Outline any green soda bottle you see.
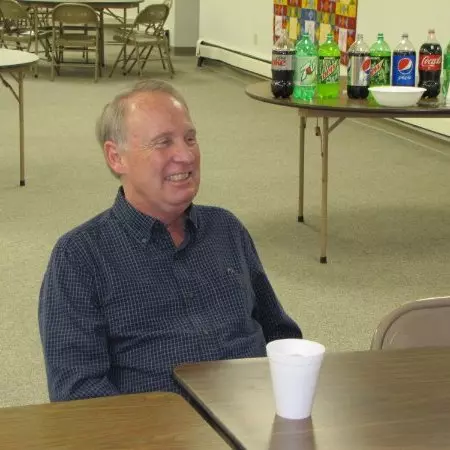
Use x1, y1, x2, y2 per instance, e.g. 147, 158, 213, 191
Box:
293, 33, 318, 101
442, 40, 450, 103
317, 33, 341, 99
370, 33, 391, 87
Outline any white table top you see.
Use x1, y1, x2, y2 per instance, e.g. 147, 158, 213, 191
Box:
0, 49, 39, 71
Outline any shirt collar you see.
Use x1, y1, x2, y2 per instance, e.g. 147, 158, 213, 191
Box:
112, 187, 199, 242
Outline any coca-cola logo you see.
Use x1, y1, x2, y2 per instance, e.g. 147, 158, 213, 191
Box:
421, 55, 442, 66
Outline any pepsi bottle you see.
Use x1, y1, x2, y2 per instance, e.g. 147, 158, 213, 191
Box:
347, 34, 370, 99
392, 33, 416, 87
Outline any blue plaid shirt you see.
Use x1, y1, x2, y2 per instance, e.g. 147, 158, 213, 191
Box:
39, 188, 302, 401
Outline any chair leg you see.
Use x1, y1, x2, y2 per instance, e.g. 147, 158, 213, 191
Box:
109, 45, 125, 77
138, 46, 152, 73
157, 45, 166, 70
124, 46, 139, 75
164, 39, 174, 77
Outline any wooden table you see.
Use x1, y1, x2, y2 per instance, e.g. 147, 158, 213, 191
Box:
0, 392, 230, 449
245, 81, 450, 263
0, 49, 39, 186
174, 348, 450, 449
20, 0, 143, 67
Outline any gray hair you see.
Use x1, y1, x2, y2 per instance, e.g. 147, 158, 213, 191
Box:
95, 79, 189, 151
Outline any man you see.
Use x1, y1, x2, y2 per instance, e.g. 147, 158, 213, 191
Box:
39, 80, 302, 402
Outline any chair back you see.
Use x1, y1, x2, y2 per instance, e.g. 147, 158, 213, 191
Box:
0, 0, 28, 21
52, 3, 98, 25
371, 296, 450, 350
134, 4, 168, 33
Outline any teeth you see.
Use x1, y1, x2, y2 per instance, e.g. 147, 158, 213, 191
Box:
167, 172, 190, 181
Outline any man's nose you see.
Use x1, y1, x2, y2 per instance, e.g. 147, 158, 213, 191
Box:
173, 141, 196, 162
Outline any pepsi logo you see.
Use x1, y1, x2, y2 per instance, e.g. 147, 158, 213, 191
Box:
397, 58, 413, 75
361, 57, 371, 73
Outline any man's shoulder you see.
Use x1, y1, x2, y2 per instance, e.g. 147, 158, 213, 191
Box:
54, 208, 113, 254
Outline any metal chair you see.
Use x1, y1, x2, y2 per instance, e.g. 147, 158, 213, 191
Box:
51, 3, 100, 82
108, 3, 173, 77
0, 0, 51, 57
371, 296, 450, 350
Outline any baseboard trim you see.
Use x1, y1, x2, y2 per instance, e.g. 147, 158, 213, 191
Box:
196, 39, 271, 78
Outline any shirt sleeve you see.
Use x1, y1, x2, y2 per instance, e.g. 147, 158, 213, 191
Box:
38, 239, 120, 401
242, 228, 303, 342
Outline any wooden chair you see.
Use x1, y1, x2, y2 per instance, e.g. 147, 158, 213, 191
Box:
371, 296, 450, 350
108, 3, 173, 78
51, 3, 100, 82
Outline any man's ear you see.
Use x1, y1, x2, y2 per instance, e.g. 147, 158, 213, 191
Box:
104, 141, 126, 176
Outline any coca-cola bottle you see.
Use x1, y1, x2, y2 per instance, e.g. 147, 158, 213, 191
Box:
418, 29, 442, 98
271, 29, 295, 98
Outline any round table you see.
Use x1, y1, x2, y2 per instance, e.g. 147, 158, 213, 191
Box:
246, 81, 450, 263
0, 49, 39, 186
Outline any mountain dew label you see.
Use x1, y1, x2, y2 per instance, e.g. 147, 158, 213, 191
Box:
318, 56, 340, 84
370, 56, 391, 86
295, 56, 317, 86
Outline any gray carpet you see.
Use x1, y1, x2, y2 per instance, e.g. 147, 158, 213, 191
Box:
1, 49, 450, 407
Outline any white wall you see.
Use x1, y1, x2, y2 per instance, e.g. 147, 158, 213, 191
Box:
199, 0, 273, 61
198, 0, 450, 136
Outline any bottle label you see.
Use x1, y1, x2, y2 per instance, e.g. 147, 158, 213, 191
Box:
392, 53, 416, 86
347, 55, 371, 86
295, 56, 317, 86
419, 54, 442, 71
272, 50, 295, 71
318, 56, 340, 84
445, 53, 450, 70
370, 56, 391, 86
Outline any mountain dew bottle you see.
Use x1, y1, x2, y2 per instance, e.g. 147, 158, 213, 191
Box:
293, 33, 318, 100
317, 33, 341, 98
370, 33, 391, 87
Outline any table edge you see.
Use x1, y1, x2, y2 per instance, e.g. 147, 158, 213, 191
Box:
174, 372, 245, 450
245, 81, 450, 118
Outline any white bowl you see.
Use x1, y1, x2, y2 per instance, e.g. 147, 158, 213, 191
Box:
368, 86, 426, 107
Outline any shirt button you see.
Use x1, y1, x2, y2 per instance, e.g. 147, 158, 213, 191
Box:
141, 238, 148, 244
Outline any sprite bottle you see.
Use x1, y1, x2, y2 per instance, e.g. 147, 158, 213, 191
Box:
317, 33, 341, 99
293, 33, 318, 101
370, 33, 391, 87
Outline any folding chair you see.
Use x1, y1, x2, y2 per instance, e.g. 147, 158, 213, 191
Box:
371, 296, 450, 350
109, 3, 173, 78
51, 3, 100, 81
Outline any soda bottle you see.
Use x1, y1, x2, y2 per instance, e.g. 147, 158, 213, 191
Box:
271, 29, 296, 98
293, 32, 318, 101
317, 33, 341, 99
347, 34, 371, 99
392, 33, 416, 87
418, 29, 442, 98
442, 40, 450, 104
369, 33, 391, 87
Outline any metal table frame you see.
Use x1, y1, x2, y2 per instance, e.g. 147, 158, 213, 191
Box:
246, 81, 450, 263
0, 49, 39, 186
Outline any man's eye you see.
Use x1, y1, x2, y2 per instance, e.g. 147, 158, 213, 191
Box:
186, 135, 197, 145
154, 139, 172, 148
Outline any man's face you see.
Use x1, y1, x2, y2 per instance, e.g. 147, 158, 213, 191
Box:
106, 91, 201, 221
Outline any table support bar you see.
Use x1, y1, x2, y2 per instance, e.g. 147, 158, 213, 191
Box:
298, 115, 306, 222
